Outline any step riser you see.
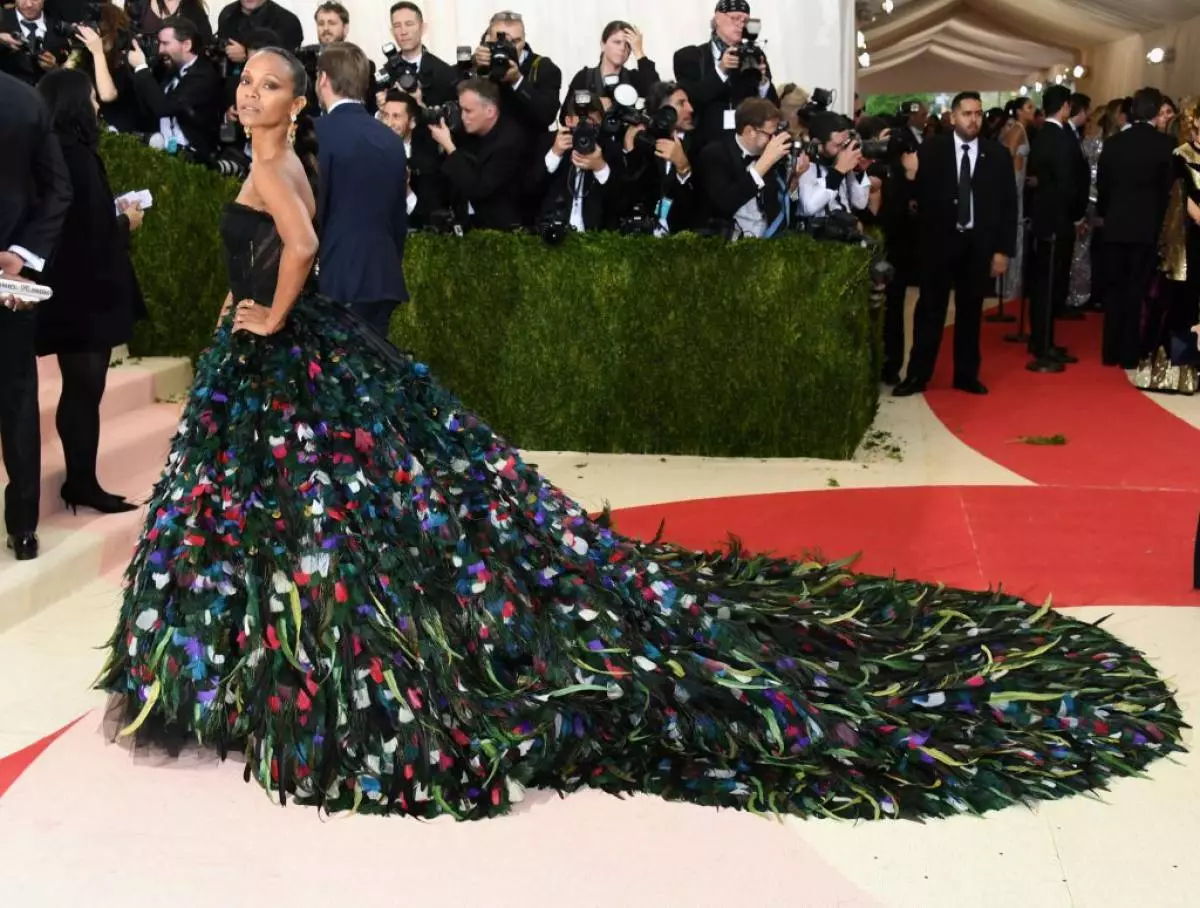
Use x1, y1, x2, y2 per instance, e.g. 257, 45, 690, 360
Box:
37, 372, 158, 447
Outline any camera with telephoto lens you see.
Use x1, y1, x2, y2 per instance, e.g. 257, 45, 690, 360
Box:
376, 42, 421, 92
734, 17, 766, 74
601, 84, 677, 154
295, 43, 322, 86
853, 131, 891, 161
481, 31, 518, 81
538, 215, 569, 246
417, 100, 462, 131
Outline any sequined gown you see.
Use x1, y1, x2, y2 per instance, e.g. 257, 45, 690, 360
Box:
1001, 127, 1029, 303
1068, 133, 1103, 308
96, 202, 1185, 820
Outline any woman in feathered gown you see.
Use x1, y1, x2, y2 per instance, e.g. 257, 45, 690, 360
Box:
98, 49, 1186, 821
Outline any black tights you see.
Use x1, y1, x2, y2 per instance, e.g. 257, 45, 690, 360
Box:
56, 349, 111, 495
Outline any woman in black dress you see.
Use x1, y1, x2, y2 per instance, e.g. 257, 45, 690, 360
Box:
35, 68, 147, 514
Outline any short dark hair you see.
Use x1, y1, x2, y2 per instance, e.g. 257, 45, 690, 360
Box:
1069, 92, 1091, 117
1042, 85, 1071, 117
1131, 87, 1163, 122
735, 98, 782, 133
647, 80, 684, 112
457, 77, 501, 107
242, 27, 282, 53
37, 68, 99, 147
315, 2, 349, 25
384, 88, 419, 119
317, 41, 371, 100
389, 1, 423, 22
951, 91, 981, 111
1160, 94, 1178, 113
160, 15, 199, 53
601, 20, 632, 43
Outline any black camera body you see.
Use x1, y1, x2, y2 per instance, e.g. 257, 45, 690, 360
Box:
619, 204, 657, 236
734, 18, 766, 74
416, 100, 462, 132
482, 31, 518, 82
572, 118, 599, 156
601, 84, 677, 154
376, 42, 423, 93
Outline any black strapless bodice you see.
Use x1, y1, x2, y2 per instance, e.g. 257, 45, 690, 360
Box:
220, 202, 283, 304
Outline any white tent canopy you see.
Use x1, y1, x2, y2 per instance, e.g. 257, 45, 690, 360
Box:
860, 0, 1200, 95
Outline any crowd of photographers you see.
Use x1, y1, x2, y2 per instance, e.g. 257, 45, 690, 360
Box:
0, 0, 903, 242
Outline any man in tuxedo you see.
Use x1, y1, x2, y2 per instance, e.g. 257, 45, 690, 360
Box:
528, 92, 620, 233
386, 2, 460, 107
0, 71, 72, 560
313, 43, 409, 337
430, 78, 529, 231
1026, 85, 1090, 365
896, 91, 1016, 397
673, 0, 779, 154
0, 0, 71, 85
697, 98, 796, 239
129, 16, 223, 160
1096, 87, 1176, 368
379, 90, 447, 232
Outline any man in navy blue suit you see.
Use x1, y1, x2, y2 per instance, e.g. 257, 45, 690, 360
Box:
313, 42, 409, 336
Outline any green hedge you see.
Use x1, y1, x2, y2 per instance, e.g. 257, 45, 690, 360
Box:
101, 132, 877, 458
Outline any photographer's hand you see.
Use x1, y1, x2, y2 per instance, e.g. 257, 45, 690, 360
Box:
37, 50, 57, 71
551, 128, 572, 159
655, 137, 689, 173
572, 147, 607, 173
834, 143, 862, 174
502, 60, 520, 85
226, 40, 247, 64
474, 45, 491, 70
428, 119, 456, 154
792, 151, 811, 180
719, 48, 739, 73
127, 40, 146, 69
755, 131, 792, 176
623, 124, 645, 154
0, 33, 22, 50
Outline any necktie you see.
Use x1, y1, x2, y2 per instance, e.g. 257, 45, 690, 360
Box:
22, 19, 38, 40
956, 143, 972, 228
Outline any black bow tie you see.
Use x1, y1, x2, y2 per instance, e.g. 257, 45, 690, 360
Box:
743, 152, 759, 162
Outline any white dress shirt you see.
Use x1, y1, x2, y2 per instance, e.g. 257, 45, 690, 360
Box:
798, 160, 871, 218
17, 14, 46, 40
733, 136, 767, 239
954, 136, 979, 230
403, 138, 417, 215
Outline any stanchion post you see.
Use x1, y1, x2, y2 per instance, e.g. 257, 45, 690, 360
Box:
1026, 233, 1065, 373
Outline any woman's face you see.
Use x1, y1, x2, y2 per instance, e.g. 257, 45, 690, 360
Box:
602, 30, 629, 68
236, 51, 301, 131
1018, 101, 1035, 124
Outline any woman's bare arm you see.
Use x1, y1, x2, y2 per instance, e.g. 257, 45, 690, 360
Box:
250, 160, 317, 332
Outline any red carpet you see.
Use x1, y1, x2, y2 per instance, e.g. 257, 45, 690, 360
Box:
925, 315, 1200, 490
610, 485, 1200, 607
0, 714, 86, 800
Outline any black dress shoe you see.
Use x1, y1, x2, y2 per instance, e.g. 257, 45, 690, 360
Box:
881, 371, 901, 386
7, 533, 38, 561
893, 378, 927, 397
1048, 348, 1078, 364
953, 379, 989, 395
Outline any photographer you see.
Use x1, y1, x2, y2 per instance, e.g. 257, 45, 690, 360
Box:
530, 91, 621, 234
472, 11, 562, 140
125, 0, 213, 49
0, 0, 72, 85
797, 111, 871, 222
618, 80, 700, 235
215, 0, 301, 90
381, 2, 459, 108
878, 129, 921, 385
429, 78, 527, 231
561, 20, 659, 120
698, 97, 801, 240
71, 7, 149, 135
379, 89, 446, 231
128, 15, 223, 160
673, 0, 778, 153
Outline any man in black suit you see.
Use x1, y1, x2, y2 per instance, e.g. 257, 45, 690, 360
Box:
379, 90, 447, 232
617, 81, 701, 235
1096, 87, 1175, 368
697, 98, 795, 239
673, 0, 779, 154
0, 0, 71, 85
472, 11, 561, 139
1026, 84, 1090, 366
128, 16, 223, 160
313, 44, 409, 337
217, 0, 302, 56
430, 78, 528, 231
528, 92, 620, 232
896, 91, 1016, 397
385, 2, 461, 107
0, 70, 72, 560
